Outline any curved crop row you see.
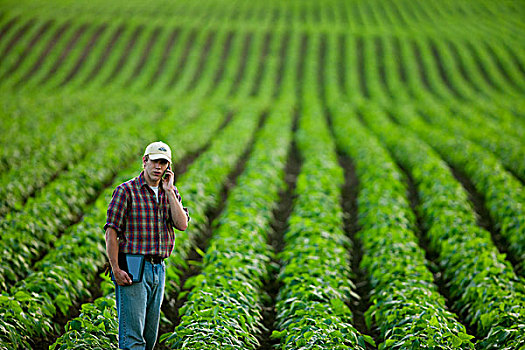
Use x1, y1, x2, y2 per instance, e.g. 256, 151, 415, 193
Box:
49, 293, 118, 350
206, 29, 252, 101
80, 20, 141, 90
10, 19, 88, 90
449, 100, 525, 144
393, 103, 525, 275
362, 103, 525, 349
417, 99, 525, 184
271, 102, 373, 350
103, 21, 165, 91
0, 17, 57, 83
121, 25, 172, 93
0, 15, 40, 78
332, 104, 475, 349
163, 103, 293, 349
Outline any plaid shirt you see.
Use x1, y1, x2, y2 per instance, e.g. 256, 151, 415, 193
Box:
104, 171, 190, 258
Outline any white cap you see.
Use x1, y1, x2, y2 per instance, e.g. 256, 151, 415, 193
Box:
144, 141, 172, 163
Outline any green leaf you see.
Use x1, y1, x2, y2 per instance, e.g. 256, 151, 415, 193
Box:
362, 334, 376, 347
271, 330, 286, 339
68, 320, 82, 331
194, 246, 205, 257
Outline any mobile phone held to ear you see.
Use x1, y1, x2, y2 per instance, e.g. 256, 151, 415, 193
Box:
163, 164, 171, 179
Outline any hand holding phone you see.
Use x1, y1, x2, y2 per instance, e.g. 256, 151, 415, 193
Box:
162, 164, 174, 190
163, 164, 171, 180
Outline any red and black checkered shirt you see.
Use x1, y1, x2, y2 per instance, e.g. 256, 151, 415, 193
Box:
104, 171, 190, 259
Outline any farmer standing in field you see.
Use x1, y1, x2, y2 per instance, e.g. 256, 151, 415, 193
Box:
104, 141, 189, 350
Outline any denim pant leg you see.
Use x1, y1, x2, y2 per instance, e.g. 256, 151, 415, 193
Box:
115, 261, 166, 350
144, 262, 165, 350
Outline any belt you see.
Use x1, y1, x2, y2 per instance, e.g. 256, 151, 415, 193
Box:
144, 254, 164, 265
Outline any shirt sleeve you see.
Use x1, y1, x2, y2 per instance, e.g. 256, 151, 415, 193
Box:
104, 185, 129, 233
173, 186, 191, 223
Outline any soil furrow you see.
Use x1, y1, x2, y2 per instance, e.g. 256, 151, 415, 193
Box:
104, 25, 144, 84
173, 112, 234, 179
482, 41, 524, 92
127, 26, 162, 83
82, 24, 124, 85
39, 24, 88, 85
410, 39, 433, 95
317, 33, 327, 103
337, 33, 348, 97
272, 31, 290, 99
502, 42, 525, 78
464, 41, 503, 93
1, 19, 53, 80
259, 109, 301, 350
60, 23, 107, 86
186, 31, 216, 91
394, 160, 477, 339
336, 150, 379, 350
147, 27, 180, 88
445, 39, 479, 92
325, 109, 378, 349
448, 166, 520, 274
392, 36, 407, 84
15, 21, 71, 86
228, 32, 253, 96
166, 29, 197, 88
356, 36, 369, 98
1, 18, 36, 59
0, 15, 19, 40
428, 38, 465, 99
250, 31, 272, 97
375, 36, 392, 99
209, 31, 234, 91
295, 34, 308, 99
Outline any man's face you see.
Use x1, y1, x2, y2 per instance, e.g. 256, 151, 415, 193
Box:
143, 157, 169, 183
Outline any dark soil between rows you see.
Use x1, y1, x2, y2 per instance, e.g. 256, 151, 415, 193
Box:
259, 109, 301, 350
449, 166, 520, 275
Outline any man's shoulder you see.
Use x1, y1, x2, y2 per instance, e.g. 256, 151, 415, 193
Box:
115, 174, 142, 193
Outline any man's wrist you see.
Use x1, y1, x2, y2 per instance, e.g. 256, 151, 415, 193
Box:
109, 260, 119, 270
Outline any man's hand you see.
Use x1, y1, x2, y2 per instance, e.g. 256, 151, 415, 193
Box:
105, 227, 133, 286
162, 167, 175, 191
113, 268, 133, 286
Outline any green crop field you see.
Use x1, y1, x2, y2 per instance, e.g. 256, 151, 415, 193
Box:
0, 0, 524, 349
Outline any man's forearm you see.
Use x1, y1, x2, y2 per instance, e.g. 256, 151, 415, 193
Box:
166, 187, 188, 231
105, 227, 120, 271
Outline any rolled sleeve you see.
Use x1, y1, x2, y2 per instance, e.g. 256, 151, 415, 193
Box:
174, 186, 191, 223
104, 185, 129, 233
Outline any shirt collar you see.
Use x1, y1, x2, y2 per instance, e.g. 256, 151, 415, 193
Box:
137, 171, 165, 194
137, 171, 148, 188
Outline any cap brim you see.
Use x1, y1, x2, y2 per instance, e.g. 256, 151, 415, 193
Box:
148, 153, 171, 163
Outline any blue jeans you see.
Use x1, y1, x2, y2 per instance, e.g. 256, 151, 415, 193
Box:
115, 261, 165, 350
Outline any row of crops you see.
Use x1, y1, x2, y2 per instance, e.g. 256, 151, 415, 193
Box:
0, 0, 524, 349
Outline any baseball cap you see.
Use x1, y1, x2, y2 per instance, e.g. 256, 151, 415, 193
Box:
144, 141, 172, 163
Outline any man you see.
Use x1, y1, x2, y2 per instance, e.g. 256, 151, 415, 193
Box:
104, 141, 189, 350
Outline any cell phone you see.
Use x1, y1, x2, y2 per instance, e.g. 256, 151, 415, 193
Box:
163, 164, 171, 179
